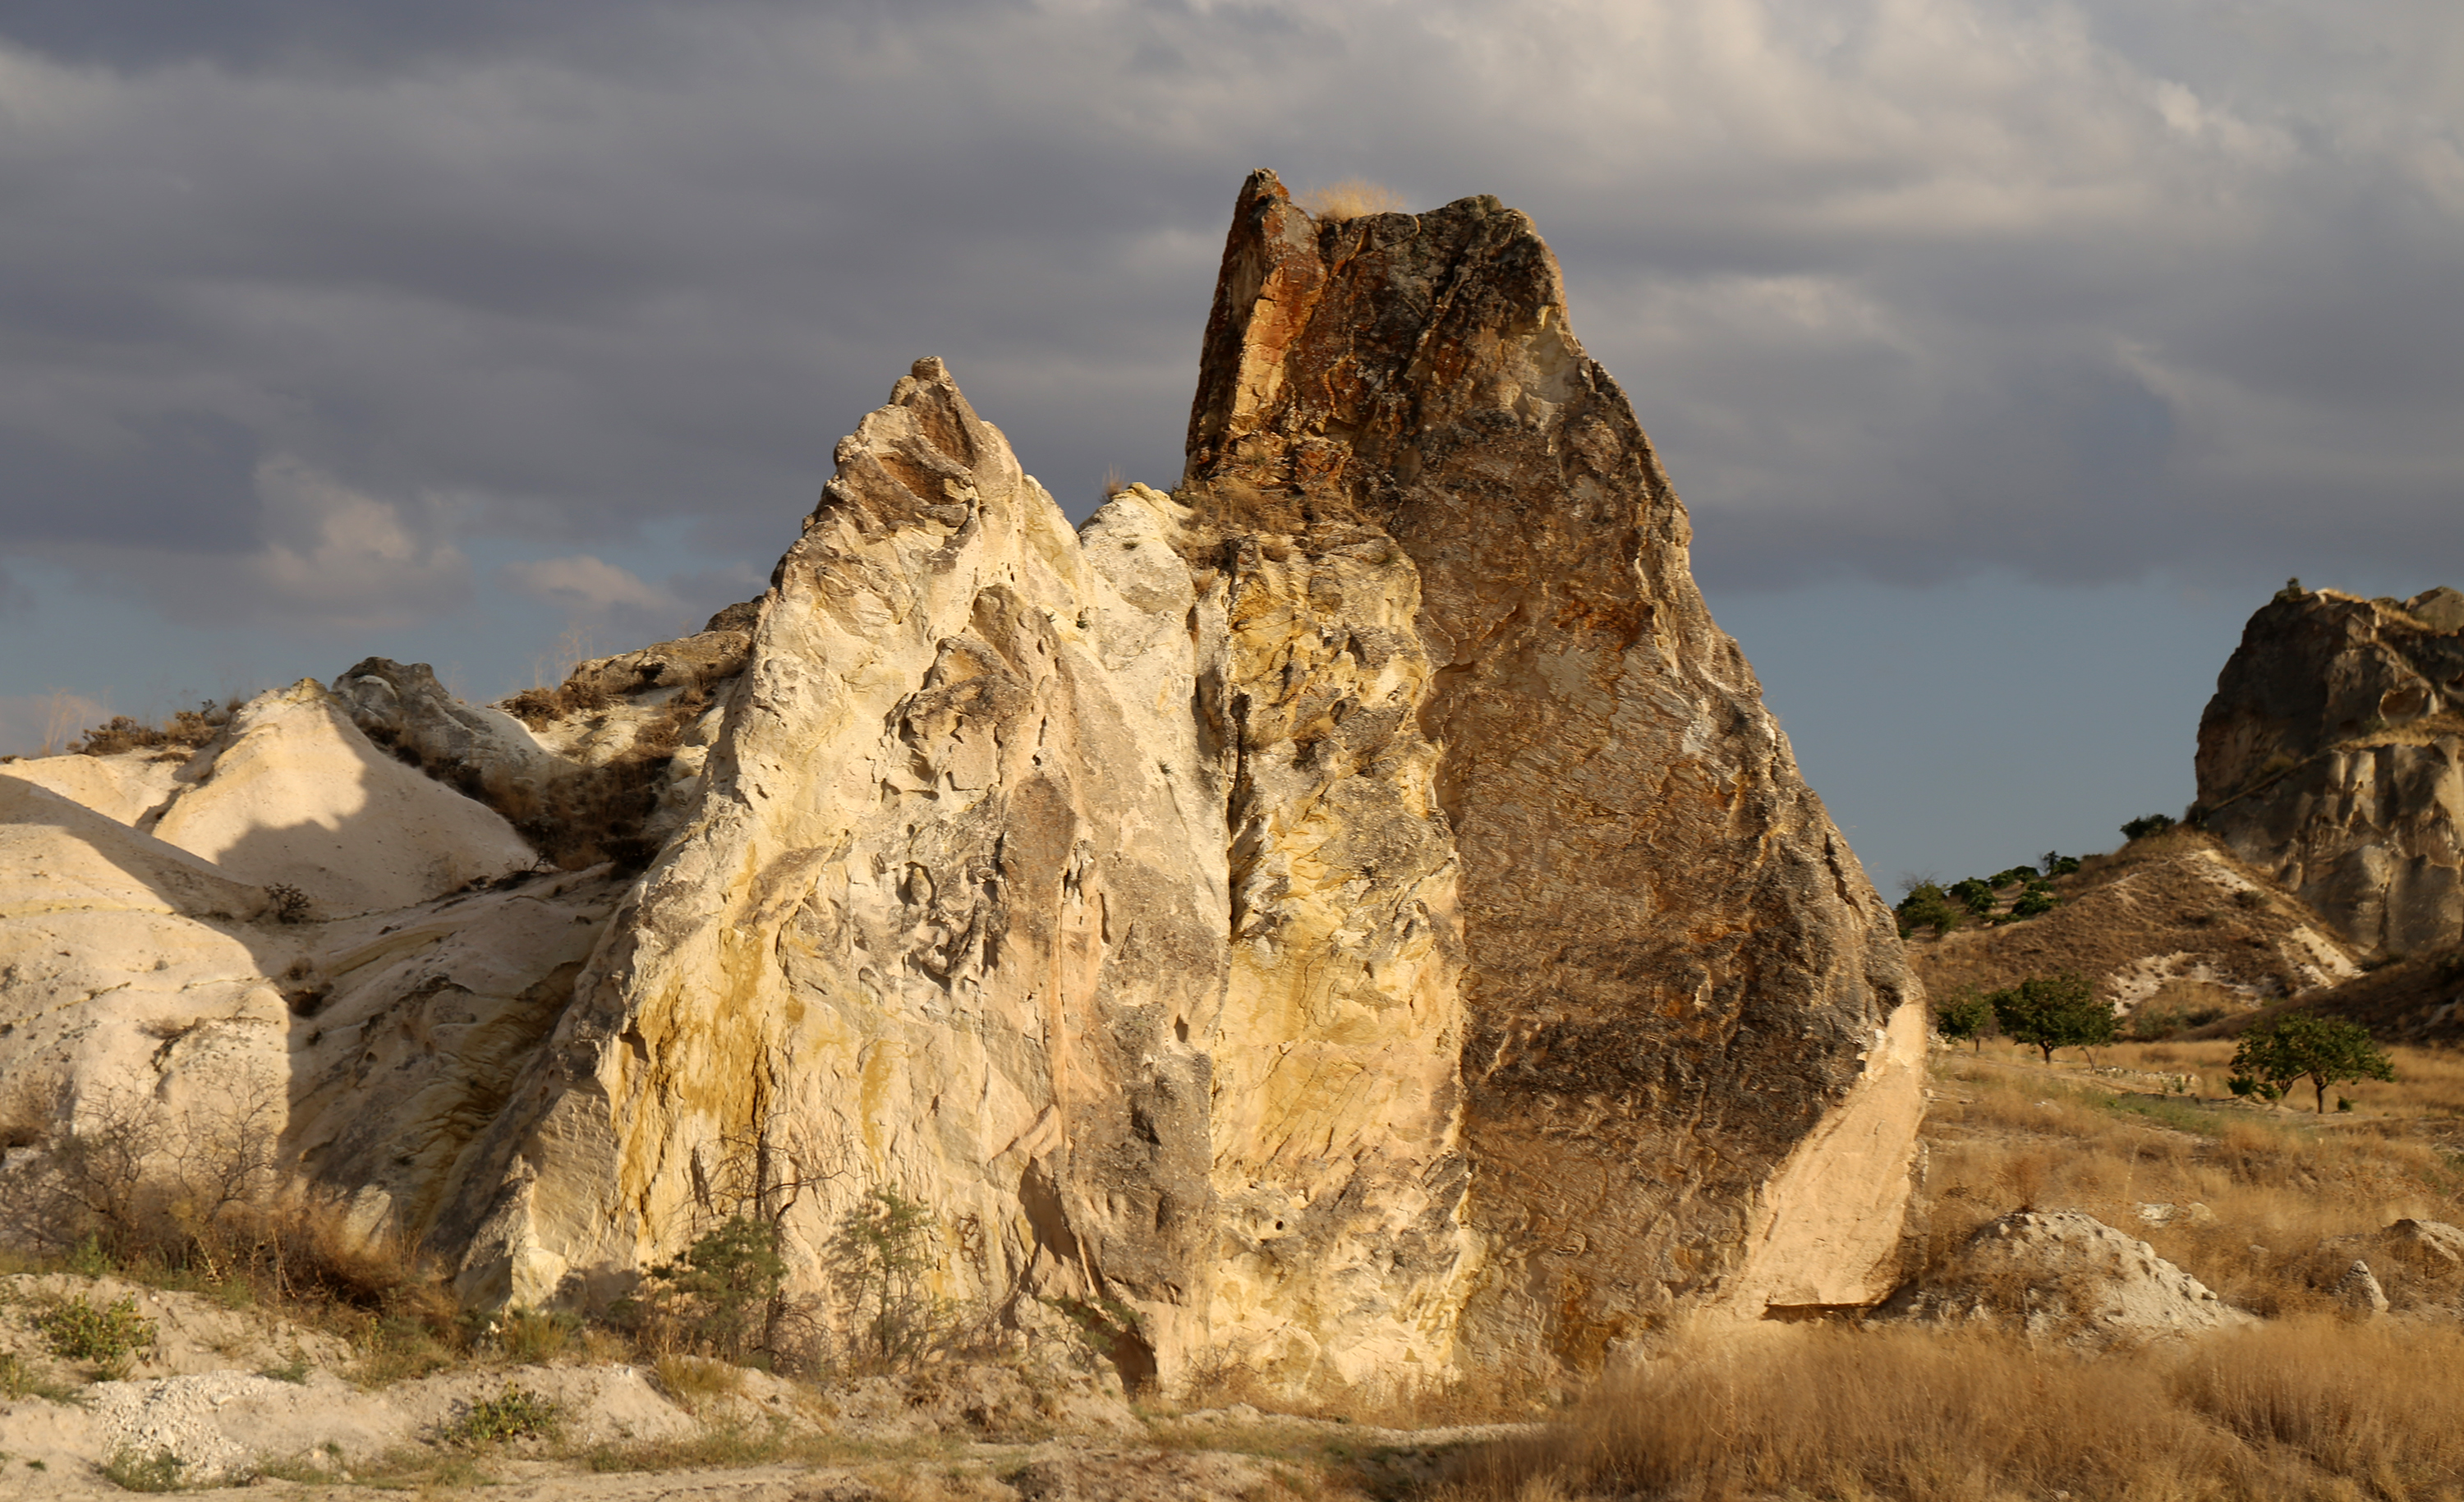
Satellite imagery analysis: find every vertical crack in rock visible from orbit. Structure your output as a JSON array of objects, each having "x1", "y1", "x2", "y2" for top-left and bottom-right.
[{"x1": 1179, "y1": 170, "x2": 1927, "y2": 1362}]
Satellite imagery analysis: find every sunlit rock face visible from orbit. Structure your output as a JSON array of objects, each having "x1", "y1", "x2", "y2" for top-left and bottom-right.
[
  {"x1": 1177, "y1": 171, "x2": 1927, "y2": 1358},
  {"x1": 2195, "y1": 586, "x2": 2464, "y2": 959},
  {"x1": 460, "y1": 172, "x2": 1926, "y2": 1391}
]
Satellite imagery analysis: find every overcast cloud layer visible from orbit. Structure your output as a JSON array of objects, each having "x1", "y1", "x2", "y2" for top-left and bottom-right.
[{"x1": 2, "y1": 0, "x2": 2459, "y2": 877}]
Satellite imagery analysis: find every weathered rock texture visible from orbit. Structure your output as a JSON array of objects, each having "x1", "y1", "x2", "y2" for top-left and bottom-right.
[
  {"x1": 1177, "y1": 172, "x2": 1928, "y2": 1351},
  {"x1": 2, "y1": 171, "x2": 1925, "y2": 1396},
  {"x1": 2195, "y1": 586, "x2": 2464, "y2": 958},
  {"x1": 448, "y1": 171, "x2": 1924, "y2": 1389},
  {"x1": 1882, "y1": 1210, "x2": 2251, "y2": 1344}
]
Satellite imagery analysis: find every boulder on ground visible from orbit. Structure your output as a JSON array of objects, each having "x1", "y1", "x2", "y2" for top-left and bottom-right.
[{"x1": 1883, "y1": 1210, "x2": 2251, "y2": 1344}]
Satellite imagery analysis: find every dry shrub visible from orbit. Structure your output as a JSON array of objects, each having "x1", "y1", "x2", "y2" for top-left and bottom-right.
[
  {"x1": 1441, "y1": 1321, "x2": 2464, "y2": 1502},
  {"x1": 0, "y1": 1083, "x2": 445, "y2": 1321},
  {"x1": 69, "y1": 705, "x2": 225, "y2": 757},
  {"x1": 1299, "y1": 179, "x2": 1406, "y2": 220},
  {"x1": 494, "y1": 668, "x2": 727, "y2": 870}
]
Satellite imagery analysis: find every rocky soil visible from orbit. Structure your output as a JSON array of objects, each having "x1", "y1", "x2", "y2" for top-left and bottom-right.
[{"x1": 0, "y1": 1274, "x2": 1524, "y2": 1501}]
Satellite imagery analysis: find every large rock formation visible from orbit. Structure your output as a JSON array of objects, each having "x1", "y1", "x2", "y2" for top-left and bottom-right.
[
  {"x1": 2, "y1": 171, "x2": 1925, "y2": 1394},
  {"x1": 2194, "y1": 586, "x2": 2464, "y2": 958},
  {"x1": 444, "y1": 171, "x2": 1925, "y2": 1388}
]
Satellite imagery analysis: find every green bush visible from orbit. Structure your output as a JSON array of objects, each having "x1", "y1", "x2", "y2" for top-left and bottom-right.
[
  {"x1": 1990, "y1": 973, "x2": 2116, "y2": 1065},
  {"x1": 614, "y1": 1215, "x2": 787, "y2": 1366},
  {"x1": 1988, "y1": 866, "x2": 2039, "y2": 889},
  {"x1": 1947, "y1": 879, "x2": 1996, "y2": 916},
  {"x1": 2122, "y1": 813, "x2": 2177, "y2": 842},
  {"x1": 1934, "y1": 991, "x2": 1997, "y2": 1052},
  {"x1": 827, "y1": 1186, "x2": 949, "y2": 1374},
  {"x1": 38, "y1": 1294, "x2": 155, "y2": 1380},
  {"x1": 448, "y1": 1382, "x2": 563, "y2": 1445},
  {"x1": 1894, "y1": 884, "x2": 1961, "y2": 939},
  {"x1": 2011, "y1": 889, "x2": 2057, "y2": 917},
  {"x1": 2229, "y1": 1013, "x2": 2396, "y2": 1114}
]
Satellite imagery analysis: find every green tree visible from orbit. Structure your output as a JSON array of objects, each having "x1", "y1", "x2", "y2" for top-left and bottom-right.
[
  {"x1": 1935, "y1": 991, "x2": 1996, "y2": 1054},
  {"x1": 1989, "y1": 972, "x2": 2116, "y2": 1066},
  {"x1": 2229, "y1": 1013, "x2": 2396, "y2": 1114},
  {"x1": 1894, "y1": 883, "x2": 1961, "y2": 939},
  {"x1": 2121, "y1": 813, "x2": 2177, "y2": 842},
  {"x1": 826, "y1": 1186, "x2": 945, "y2": 1371},
  {"x1": 623, "y1": 1215, "x2": 787, "y2": 1363},
  {"x1": 1947, "y1": 878, "x2": 1997, "y2": 916}
]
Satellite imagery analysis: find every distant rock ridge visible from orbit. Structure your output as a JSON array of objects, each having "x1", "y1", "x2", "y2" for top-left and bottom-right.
[
  {"x1": 0, "y1": 170, "x2": 1926, "y2": 1394},
  {"x1": 2195, "y1": 585, "x2": 2464, "y2": 958}
]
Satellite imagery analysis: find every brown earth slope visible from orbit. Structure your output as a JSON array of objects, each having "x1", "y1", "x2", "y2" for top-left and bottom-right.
[{"x1": 1906, "y1": 829, "x2": 2360, "y2": 1027}]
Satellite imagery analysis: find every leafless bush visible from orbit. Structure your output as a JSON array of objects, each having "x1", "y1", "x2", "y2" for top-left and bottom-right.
[
  {"x1": 0, "y1": 1083, "x2": 430, "y2": 1307},
  {"x1": 69, "y1": 703, "x2": 230, "y2": 757}
]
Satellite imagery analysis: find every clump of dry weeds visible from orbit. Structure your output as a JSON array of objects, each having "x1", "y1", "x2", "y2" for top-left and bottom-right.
[{"x1": 1299, "y1": 179, "x2": 1407, "y2": 221}]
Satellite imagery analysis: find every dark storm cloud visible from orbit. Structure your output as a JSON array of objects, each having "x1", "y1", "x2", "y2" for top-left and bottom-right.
[{"x1": 0, "y1": 0, "x2": 2457, "y2": 635}]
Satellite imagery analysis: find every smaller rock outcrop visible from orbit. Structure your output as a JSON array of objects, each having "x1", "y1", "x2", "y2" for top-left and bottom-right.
[
  {"x1": 2388, "y1": 1217, "x2": 2464, "y2": 1267},
  {"x1": 2195, "y1": 586, "x2": 2464, "y2": 958},
  {"x1": 2336, "y1": 1259, "x2": 2391, "y2": 1319},
  {"x1": 148, "y1": 682, "x2": 536, "y2": 916},
  {"x1": 1884, "y1": 1210, "x2": 2251, "y2": 1344},
  {"x1": 333, "y1": 659, "x2": 557, "y2": 794},
  {"x1": 1904, "y1": 829, "x2": 2357, "y2": 1031}
]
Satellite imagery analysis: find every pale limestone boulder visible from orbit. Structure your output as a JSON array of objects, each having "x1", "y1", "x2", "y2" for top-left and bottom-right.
[
  {"x1": 1884, "y1": 1210, "x2": 2252, "y2": 1344},
  {"x1": 0, "y1": 763, "x2": 613, "y2": 1260},
  {"x1": 0, "y1": 748, "x2": 188, "y2": 827},
  {"x1": 152, "y1": 680, "x2": 536, "y2": 916},
  {"x1": 2338, "y1": 1259, "x2": 2391, "y2": 1318},
  {"x1": 0, "y1": 776, "x2": 290, "y2": 1133}
]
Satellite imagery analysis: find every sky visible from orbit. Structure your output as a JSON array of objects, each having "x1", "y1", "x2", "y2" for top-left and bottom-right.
[{"x1": 1, "y1": 0, "x2": 2459, "y2": 889}]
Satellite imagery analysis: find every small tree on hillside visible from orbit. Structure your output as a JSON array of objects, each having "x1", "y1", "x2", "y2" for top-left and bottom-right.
[
  {"x1": 1990, "y1": 972, "x2": 2116, "y2": 1066},
  {"x1": 2229, "y1": 1013, "x2": 2396, "y2": 1114},
  {"x1": 2121, "y1": 813, "x2": 2177, "y2": 842},
  {"x1": 1936, "y1": 991, "x2": 1996, "y2": 1054}
]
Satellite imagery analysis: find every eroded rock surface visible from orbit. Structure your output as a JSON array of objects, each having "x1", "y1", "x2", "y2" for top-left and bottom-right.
[
  {"x1": 1176, "y1": 171, "x2": 1927, "y2": 1352},
  {"x1": 453, "y1": 172, "x2": 1924, "y2": 1390},
  {"x1": 2195, "y1": 586, "x2": 2464, "y2": 958}
]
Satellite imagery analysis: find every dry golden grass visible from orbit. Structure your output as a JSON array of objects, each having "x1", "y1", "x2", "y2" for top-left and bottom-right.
[
  {"x1": 1299, "y1": 179, "x2": 1407, "y2": 220},
  {"x1": 1437, "y1": 1320, "x2": 2464, "y2": 1502},
  {"x1": 1921, "y1": 1047, "x2": 2462, "y2": 1316}
]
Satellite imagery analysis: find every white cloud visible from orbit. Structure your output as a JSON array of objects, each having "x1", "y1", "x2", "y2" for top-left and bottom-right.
[{"x1": 500, "y1": 553, "x2": 687, "y2": 620}]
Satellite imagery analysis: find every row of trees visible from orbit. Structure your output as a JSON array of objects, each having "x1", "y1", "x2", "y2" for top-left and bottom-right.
[
  {"x1": 1896, "y1": 812, "x2": 2189, "y2": 941},
  {"x1": 1934, "y1": 976, "x2": 2394, "y2": 1113},
  {"x1": 1896, "y1": 856, "x2": 2078, "y2": 938}
]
